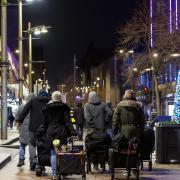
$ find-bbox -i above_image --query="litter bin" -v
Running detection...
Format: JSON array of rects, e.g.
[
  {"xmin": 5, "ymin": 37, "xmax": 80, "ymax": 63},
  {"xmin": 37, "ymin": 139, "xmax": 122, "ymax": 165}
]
[{"xmin": 155, "ymin": 124, "xmax": 180, "ymax": 163}]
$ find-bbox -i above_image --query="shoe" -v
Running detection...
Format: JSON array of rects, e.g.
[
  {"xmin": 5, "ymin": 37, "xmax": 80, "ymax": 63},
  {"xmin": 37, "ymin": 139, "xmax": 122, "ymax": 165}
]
[
  {"xmin": 30, "ymin": 162, "xmax": 36, "ymax": 171},
  {"xmin": 93, "ymin": 164, "xmax": 99, "ymax": 171},
  {"xmin": 42, "ymin": 166, "xmax": 46, "ymax": 172},
  {"xmin": 52, "ymin": 175, "xmax": 57, "ymax": 180},
  {"xmin": 17, "ymin": 159, "xmax": 25, "ymax": 167},
  {"xmin": 122, "ymin": 170, "xmax": 129, "ymax": 177},
  {"xmin": 132, "ymin": 169, "xmax": 136, "ymax": 175}
]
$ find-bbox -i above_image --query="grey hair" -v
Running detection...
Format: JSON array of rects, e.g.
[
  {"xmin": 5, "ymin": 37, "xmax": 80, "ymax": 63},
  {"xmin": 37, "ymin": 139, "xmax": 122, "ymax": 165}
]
[
  {"xmin": 124, "ymin": 89, "xmax": 135, "ymax": 99},
  {"xmin": 51, "ymin": 91, "xmax": 62, "ymax": 102}
]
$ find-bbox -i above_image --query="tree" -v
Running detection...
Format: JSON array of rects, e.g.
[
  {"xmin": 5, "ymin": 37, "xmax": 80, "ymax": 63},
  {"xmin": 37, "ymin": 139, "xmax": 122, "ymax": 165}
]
[
  {"xmin": 172, "ymin": 70, "xmax": 180, "ymax": 124},
  {"xmin": 117, "ymin": 0, "xmax": 180, "ymax": 115}
]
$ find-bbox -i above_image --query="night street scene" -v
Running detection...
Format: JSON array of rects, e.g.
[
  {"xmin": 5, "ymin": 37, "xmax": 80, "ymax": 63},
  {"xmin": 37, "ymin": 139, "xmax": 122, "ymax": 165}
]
[{"xmin": 0, "ymin": 0, "xmax": 180, "ymax": 180}]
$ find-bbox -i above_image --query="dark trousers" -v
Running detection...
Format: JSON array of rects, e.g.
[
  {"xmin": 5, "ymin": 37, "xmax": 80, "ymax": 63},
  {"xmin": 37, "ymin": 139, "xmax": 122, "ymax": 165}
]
[
  {"xmin": 76, "ymin": 125, "xmax": 83, "ymax": 140},
  {"xmin": 29, "ymin": 131, "xmax": 37, "ymax": 164}
]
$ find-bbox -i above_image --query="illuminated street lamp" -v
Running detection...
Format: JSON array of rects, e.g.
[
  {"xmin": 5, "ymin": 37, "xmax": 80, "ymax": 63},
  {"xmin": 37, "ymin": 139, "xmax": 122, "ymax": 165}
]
[
  {"xmin": 128, "ymin": 50, "xmax": 134, "ymax": 54},
  {"xmin": 27, "ymin": 22, "xmax": 50, "ymax": 92},
  {"xmin": 18, "ymin": 0, "xmax": 42, "ymax": 101},
  {"xmin": 119, "ymin": 49, "xmax": 124, "ymax": 54},
  {"xmin": 153, "ymin": 53, "xmax": 158, "ymax": 58},
  {"xmin": 15, "ymin": 49, "xmax": 19, "ymax": 54},
  {"xmin": 24, "ymin": 63, "xmax": 28, "ymax": 67}
]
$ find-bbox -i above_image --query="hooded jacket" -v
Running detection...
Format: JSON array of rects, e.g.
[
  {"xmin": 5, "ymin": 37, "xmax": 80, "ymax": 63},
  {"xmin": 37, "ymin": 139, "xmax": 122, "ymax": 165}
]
[
  {"xmin": 43, "ymin": 101, "xmax": 70, "ymax": 147},
  {"xmin": 84, "ymin": 93, "xmax": 112, "ymax": 131},
  {"xmin": 18, "ymin": 94, "xmax": 50, "ymax": 132},
  {"xmin": 112, "ymin": 98, "xmax": 145, "ymax": 140}
]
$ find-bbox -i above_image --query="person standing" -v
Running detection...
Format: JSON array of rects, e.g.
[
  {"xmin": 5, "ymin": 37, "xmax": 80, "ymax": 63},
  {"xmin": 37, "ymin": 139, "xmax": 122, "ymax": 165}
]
[
  {"xmin": 84, "ymin": 91, "xmax": 112, "ymax": 132},
  {"xmin": 42, "ymin": 91, "xmax": 70, "ymax": 180},
  {"xmin": 84, "ymin": 91, "xmax": 112, "ymax": 170},
  {"xmin": 9, "ymin": 109, "xmax": 15, "ymax": 129},
  {"xmin": 16, "ymin": 89, "xmax": 50, "ymax": 170},
  {"xmin": 15, "ymin": 93, "xmax": 35, "ymax": 167},
  {"xmin": 113, "ymin": 89, "xmax": 145, "ymax": 142},
  {"xmin": 74, "ymin": 102, "xmax": 85, "ymax": 140},
  {"xmin": 112, "ymin": 89, "xmax": 145, "ymax": 176}
]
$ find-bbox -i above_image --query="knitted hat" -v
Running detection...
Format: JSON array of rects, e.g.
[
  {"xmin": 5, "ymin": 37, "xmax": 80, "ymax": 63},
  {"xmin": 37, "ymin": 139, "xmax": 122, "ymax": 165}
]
[
  {"xmin": 38, "ymin": 89, "xmax": 48, "ymax": 97},
  {"xmin": 88, "ymin": 91, "xmax": 96, "ymax": 99}
]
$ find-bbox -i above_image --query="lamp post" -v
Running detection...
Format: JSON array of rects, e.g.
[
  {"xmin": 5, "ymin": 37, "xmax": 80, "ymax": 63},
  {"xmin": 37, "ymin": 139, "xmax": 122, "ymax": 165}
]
[
  {"xmin": 59, "ymin": 84, "xmax": 66, "ymax": 94},
  {"xmin": 18, "ymin": 0, "xmax": 42, "ymax": 100},
  {"xmin": 18, "ymin": 0, "xmax": 23, "ymax": 103},
  {"xmin": 42, "ymin": 69, "xmax": 46, "ymax": 86},
  {"xmin": 1, "ymin": 0, "xmax": 8, "ymax": 139},
  {"xmin": 28, "ymin": 22, "xmax": 32, "ymax": 92},
  {"xmin": 114, "ymin": 54, "xmax": 117, "ymax": 105},
  {"xmin": 27, "ymin": 23, "xmax": 49, "ymax": 92},
  {"xmin": 73, "ymin": 54, "xmax": 76, "ymax": 106}
]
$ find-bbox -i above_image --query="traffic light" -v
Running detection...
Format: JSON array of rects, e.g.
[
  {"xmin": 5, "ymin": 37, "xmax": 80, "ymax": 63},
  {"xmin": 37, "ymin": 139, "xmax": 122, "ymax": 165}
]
[{"xmin": 143, "ymin": 87, "xmax": 149, "ymax": 94}]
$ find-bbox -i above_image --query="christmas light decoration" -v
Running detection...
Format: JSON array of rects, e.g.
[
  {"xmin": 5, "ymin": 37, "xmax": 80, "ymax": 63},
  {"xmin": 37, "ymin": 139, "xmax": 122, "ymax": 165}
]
[{"xmin": 172, "ymin": 70, "xmax": 180, "ymax": 124}]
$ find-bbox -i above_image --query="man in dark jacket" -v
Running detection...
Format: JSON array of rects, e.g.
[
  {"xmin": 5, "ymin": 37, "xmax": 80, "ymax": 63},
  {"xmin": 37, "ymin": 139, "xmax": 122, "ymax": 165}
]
[
  {"xmin": 43, "ymin": 91, "xmax": 70, "ymax": 180},
  {"xmin": 74, "ymin": 102, "xmax": 85, "ymax": 140},
  {"xmin": 17, "ymin": 89, "xmax": 50, "ymax": 170},
  {"xmin": 113, "ymin": 89, "xmax": 145, "ymax": 141},
  {"xmin": 15, "ymin": 93, "xmax": 35, "ymax": 167}
]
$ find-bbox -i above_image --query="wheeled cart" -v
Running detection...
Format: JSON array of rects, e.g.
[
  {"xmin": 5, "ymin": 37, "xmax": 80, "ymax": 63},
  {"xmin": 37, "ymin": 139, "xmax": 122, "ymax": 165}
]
[
  {"xmin": 140, "ymin": 152, "xmax": 153, "ymax": 171},
  {"xmin": 56, "ymin": 150, "xmax": 86, "ymax": 180},
  {"xmin": 109, "ymin": 142, "xmax": 140, "ymax": 180}
]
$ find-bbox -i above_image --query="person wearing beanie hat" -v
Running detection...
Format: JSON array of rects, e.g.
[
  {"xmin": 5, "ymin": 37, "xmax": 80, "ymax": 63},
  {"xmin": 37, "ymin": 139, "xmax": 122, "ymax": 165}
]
[
  {"xmin": 84, "ymin": 91, "xmax": 112, "ymax": 170},
  {"xmin": 112, "ymin": 89, "xmax": 145, "ymax": 140},
  {"xmin": 38, "ymin": 89, "xmax": 49, "ymax": 97},
  {"xmin": 17, "ymin": 90, "xmax": 50, "ymax": 170},
  {"xmin": 42, "ymin": 90, "xmax": 70, "ymax": 179},
  {"xmin": 84, "ymin": 91, "xmax": 111, "ymax": 131}
]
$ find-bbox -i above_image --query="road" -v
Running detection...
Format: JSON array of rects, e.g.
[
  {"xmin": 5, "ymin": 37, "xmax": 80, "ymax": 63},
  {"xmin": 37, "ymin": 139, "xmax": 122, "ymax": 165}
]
[{"xmin": 0, "ymin": 146, "xmax": 180, "ymax": 180}]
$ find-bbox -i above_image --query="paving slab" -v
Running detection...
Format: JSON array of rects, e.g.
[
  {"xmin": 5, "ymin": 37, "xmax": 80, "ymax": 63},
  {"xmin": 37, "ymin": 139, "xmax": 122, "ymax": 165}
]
[{"xmin": 0, "ymin": 153, "xmax": 11, "ymax": 169}]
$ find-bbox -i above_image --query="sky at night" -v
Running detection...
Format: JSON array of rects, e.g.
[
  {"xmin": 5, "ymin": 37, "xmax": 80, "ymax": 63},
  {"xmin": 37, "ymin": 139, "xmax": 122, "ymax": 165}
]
[{"xmin": 8, "ymin": 0, "xmax": 136, "ymax": 89}]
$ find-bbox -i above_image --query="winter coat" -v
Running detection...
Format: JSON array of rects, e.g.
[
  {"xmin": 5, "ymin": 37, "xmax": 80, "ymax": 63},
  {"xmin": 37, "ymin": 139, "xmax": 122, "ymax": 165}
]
[
  {"xmin": 112, "ymin": 98, "xmax": 145, "ymax": 140},
  {"xmin": 15, "ymin": 104, "xmax": 30, "ymax": 144},
  {"xmin": 84, "ymin": 93, "xmax": 112, "ymax": 131},
  {"xmin": 18, "ymin": 96, "xmax": 50, "ymax": 132},
  {"xmin": 106, "ymin": 102, "xmax": 113, "ymax": 129},
  {"xmin": 74, "ymin": 106, "xmax": 85, "ymax": 126},
  {"xmin": 43, "ymin": 101, "xmax": 70, "ymax": 148}
]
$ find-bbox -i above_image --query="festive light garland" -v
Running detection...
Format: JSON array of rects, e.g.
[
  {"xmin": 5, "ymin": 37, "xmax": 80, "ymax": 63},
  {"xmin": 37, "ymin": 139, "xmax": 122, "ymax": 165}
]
[{"xmin": 172, "ymin": 70, "xmax": 180, "ymax": 124}]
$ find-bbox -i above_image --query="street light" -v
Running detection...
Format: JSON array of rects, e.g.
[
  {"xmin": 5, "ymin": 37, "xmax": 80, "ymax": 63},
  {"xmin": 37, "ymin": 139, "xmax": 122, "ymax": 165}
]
[
  {"xmin": 18, "ymin": 0, "xmax": 23, "ymax": 103},
  {"xmin": 27, "ymin": 22, "xmax": 50, "ymax": 92},
  {"xmin": 15, "ymin": 49, "xmax": 19, "ymax": 54},
  {"xmin": 1, "ymin": 0, "xmax": 8, "ymax": 139},
  {"xmin": 42, "ymin": 69, "xmax": 46, "ymax": 85},
  {"xmin": 18, "ymin": 0, "xmax": 42, "ymax": 101}
]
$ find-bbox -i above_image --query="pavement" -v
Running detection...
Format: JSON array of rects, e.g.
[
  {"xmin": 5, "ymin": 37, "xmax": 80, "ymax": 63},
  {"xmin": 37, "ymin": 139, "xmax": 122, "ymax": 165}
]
[
  {"xmin": 0, "ymin": 128, "xmax": 180, "ymax": 180},
  {"xmin": 0, "ymin": 127, "xmax": 19, "ymax": 169}
]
